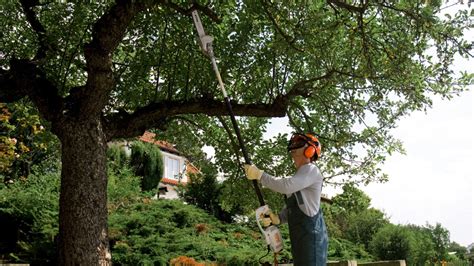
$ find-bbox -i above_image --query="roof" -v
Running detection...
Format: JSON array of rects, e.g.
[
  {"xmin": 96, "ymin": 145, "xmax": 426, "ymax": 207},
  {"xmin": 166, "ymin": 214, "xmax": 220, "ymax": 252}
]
[
  {"xmin": 139, "ymin": 131, "xmax": 180, "ymax": 155},
  {"xmin": 186, "ymin": 162, "xmax": 200, "ymax": 175},
  {"xmin": 161, "ymin": 177, "xmax": 181, "ymax": 185}
]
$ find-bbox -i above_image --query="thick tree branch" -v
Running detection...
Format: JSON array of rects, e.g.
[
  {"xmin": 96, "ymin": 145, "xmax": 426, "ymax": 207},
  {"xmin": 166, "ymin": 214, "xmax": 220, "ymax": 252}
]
[
  {"xmin": 286, "ymin": 70, "xmax": 335, "ymax": 99},
  {"xmin": 72, "ymin": 0, "xmax": 149, "ymax": 117},
  {"xmin": 103, "ymin": 70, "xmax": 337, "ymax": 140},
  {"xmin": 0, "ymin": 60, "xmax": 63, "ymax": 124},
  {"xmin": 104, "ymin": 97, "xmax": 288, "ymax": 140},
  {"xmin": 19, "ymin": 0, "xmax": 52, "ymax": 60},
  {"xmin": 73, "ymin": 0, "xmax": 221, "ymax": 118}
]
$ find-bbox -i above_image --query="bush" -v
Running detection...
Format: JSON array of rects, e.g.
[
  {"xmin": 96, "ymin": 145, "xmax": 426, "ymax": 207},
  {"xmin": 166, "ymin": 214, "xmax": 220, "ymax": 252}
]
[
  {"xmin": 0, "ymin": 172, "xmax": 60, "ymax": 264},
  {"xmin": 107, "ymin": 143, "xmax": 129, "ymax": 170},
  {"xmin": 370, "ymin": 224, "xmax": 412, "ymax": 261},
  {"xmin": 328, "ymin": 237, "xmax": 373, "ymax": 262},
  {"xmin": 108, "ymin": 199, "xmax": 280, "ymax": 265}
]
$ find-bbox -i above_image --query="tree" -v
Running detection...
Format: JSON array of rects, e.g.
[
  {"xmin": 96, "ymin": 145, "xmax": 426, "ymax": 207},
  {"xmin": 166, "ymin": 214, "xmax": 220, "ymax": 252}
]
[
  {"xmin": 370, "ymin": 224, "xmax": 413, "ymax": 262},
  {"xmin": 345, "ymin": 208, "xmax": 388, "ymax": 250},
  {"xmin": 448, "ymin": 241, "xmax": 468, "ymax": 261},
  {"xmin": 326, "ymin": 184, "xmax": 388, "ymax": 250},
  {"xmin": 1, "ymin": 1, "xmax": 471, "ymax": 264},
  {"xmin": 179, "ymin": 156, "xmax": 244, "ymax": 223},
  {"xmin": 405, "ymin": 224, "xmax": 437, "ymax": 265},
  {"xmin": 426, "ymin": 222, "xmax": 451, "ymax": 262},
  {"xmin": 129, "ymin": 141, "xmax": 164, "ymax": 192},
  {"xmin": 332, "ymin": 183, "xmax": 371, "ymax": 213}
]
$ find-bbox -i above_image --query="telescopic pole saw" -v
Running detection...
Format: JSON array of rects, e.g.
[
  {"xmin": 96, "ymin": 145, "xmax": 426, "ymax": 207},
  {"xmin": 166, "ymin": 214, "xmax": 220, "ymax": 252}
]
[
  {"xmin": 191, "ymin": 10, "xmax": 265, "ymax": 207},
  {"xmin": 191, "ymin": 10, "xmax": 283, "ymax": 255}
]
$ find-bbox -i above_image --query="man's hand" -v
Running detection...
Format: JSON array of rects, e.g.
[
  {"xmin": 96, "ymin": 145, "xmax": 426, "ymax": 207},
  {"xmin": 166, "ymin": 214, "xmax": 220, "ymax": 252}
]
[
  {"xmin": 269, "ymin": 212, "xmax": 280, "ymax": 225},
  {"xmin": 261, "ymin": 212, "xmax": 280, "ymax": 227},
  {"xmin": 244, "ymin": 164, "xmax": 263, "ymax": 180}
]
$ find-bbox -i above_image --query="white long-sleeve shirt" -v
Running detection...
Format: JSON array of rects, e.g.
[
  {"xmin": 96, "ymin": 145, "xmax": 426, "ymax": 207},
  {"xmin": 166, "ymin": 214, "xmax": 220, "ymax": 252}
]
[{"xmin": 260, "ymin": 163, "xmax": 323, "ymax": 219}]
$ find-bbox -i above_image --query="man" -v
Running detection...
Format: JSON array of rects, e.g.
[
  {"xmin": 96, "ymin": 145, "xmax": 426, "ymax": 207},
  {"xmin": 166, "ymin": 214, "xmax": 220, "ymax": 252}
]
[{"xmin": 244, "ymin": 133, "xmax": 328, "ymax": 265}]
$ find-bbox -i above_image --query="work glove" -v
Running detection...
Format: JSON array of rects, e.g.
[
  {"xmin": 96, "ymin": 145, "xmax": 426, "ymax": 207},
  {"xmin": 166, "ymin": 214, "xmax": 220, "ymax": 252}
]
[
  {"xmin": 243, "ymin": 164, "xmax": 264, "ymax": 180},
  {"xmin": 261, "ymin": 212, "xmax": 280, "ymax": 227}
]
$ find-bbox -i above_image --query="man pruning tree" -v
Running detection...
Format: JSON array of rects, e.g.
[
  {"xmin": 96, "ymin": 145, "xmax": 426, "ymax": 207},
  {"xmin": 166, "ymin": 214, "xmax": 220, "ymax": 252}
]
[
  {"xmin": 244, "ymin": 133, "xmax": 328, "ymax": 265},
  {"xmin": 2, "ymin": 1, "xmax": 470, "ymax": 264}
]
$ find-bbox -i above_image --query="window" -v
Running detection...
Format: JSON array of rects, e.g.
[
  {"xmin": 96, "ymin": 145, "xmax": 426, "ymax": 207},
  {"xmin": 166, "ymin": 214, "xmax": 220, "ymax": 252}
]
[{"xmin": 165, "ymin": 156, "xmax": 181, "ymax": 180}]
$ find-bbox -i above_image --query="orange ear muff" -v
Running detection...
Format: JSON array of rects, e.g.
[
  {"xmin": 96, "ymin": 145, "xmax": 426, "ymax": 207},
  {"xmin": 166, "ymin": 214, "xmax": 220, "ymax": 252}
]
[{"xmin": 304, "ymin": 144, "xmax": 316, "ymax": 159}]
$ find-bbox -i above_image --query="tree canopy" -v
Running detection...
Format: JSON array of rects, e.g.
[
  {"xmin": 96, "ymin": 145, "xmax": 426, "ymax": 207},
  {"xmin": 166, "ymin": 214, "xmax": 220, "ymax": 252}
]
[{"xmin": 0, "ymin": 0, "xmax": 472, "ymax": 264}]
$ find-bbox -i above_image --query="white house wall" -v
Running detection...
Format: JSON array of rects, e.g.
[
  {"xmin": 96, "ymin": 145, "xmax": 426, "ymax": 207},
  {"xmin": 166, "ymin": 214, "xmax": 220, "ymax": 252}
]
[{"xmin": 160, "ymin": 150, "xmax": 187, "ymax": 183}]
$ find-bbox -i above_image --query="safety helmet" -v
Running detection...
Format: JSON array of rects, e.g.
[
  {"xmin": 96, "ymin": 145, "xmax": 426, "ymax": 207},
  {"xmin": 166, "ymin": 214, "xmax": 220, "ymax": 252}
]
[{"xmin": 287, "ymin": 133, "xmax": 321, "ymax": 161}]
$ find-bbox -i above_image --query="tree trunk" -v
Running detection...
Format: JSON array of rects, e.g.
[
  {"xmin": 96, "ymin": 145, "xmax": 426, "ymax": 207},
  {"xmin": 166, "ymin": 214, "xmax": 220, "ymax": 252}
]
[{"xmin": 57, "ymin": 117, "xmax": 111, "ymax": 265}]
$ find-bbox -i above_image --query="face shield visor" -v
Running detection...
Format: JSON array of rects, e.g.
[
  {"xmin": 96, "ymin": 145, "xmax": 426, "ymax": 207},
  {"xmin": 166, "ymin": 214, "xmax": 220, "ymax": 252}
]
[{"xmin": 287, "ymin": 135, "xmax": 308, "ymax": 152}]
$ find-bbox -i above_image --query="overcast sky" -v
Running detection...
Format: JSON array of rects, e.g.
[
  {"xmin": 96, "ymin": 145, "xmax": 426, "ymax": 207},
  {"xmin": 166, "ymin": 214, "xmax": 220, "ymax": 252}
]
[{"xmin": 358, "ymin": 90, "xmax": 473, "ymax": 247}]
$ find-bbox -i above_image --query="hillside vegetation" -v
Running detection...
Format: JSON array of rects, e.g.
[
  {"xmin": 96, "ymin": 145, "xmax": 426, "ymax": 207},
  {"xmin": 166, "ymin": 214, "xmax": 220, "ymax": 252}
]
[{"xmin": 1, "ymin": 156, "xmax": 471, "ymax": 265}]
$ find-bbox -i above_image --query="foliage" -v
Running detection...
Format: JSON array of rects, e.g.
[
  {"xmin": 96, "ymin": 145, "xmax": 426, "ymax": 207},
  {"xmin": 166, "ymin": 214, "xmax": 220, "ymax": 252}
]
[
  {"xmin": 426, "ymin": 222, "xmax": 451, "ymax": 262},
  {"xmin": 1, "ymin": 1, "xmax": 472, "ymax": 261},
  {"xmin": 325, "ymin": 184, "xmax": 389, "ymax": 250},
  {"xmin": 107, "ymin": 165, "xmax": 143, "ymax": 212},
  {"xmin": 179, "ymin": 171, "xmax": 233, "ymax": 222},
  {"xmin": 0, "ymin": 172, "xmax": 60, "ymax": 264},
  {"xmin": 344, "ymin": 208, "xmax": 389, "ymax": 250},
  {"xmin": 0, "ymin": 104, "xmax": 15, "ymax": 174},
  {"xmin": 109, "ymin": 199, "xmax": 283, "ymax": 265},
  {"xmin": 129, "ymin": 141, "xmax": 164, "ymax": 192},
  {"xmin": 0, "ymin": 161, "xmax": 470, "ymax": 265},
  {"xmin": 370, "ymin": 222, "xmax": 455, "ymax": 265},
  {"xmin": 328, "ymin": 237, "xmax": 373, "ymax": 262},
  {"xmin": 370, "ymin": 224, "xmax": 413, "ymax": 262},
  {"xmin": 0, "ymin": 102, "xmax": 59, "ymax": 182},
  {"xmin": 332, "ymin": 184, "xmax": 372, "ymax": 213},
  {"xmin": 404, "ymin": 224, "xmax": 437, "ymax": 265},
  {"xmin": 448, "ymin": 242, "xmax": 468, "ymax": 261},
  {"xmin": 107, "ymin": 143, "xmax": 129, "ymax": 172}
]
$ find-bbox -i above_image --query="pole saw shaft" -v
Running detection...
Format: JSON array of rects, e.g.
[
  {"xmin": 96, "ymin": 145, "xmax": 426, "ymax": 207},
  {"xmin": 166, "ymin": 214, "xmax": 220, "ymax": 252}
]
[{"xmin": 192, "ymin": 10, "xmax": 265, "ymax": 206}]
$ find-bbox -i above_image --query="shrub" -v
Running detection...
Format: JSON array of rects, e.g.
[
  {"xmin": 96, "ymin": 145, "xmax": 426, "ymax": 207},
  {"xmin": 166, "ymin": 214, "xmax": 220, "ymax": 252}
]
[
  {"xmin": 107, "ymin": 143, "xmax": 129, "ymax": 170},
  {"xmin": 129, "ymin": 141, "xmax": 164, "ymax": 192},
  {"xmin": 109, "ymin": 199, "xmax": 281, "ymax": 265},
  {"xmin": 0, "ymin": 172, "xmax": 60, "ymax": 264}
]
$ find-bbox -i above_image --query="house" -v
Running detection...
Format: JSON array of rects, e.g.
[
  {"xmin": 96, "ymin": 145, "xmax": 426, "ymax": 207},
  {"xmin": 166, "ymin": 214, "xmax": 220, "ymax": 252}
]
[{"xmin": 138, "ymin": 131, "xmax": 199, "ymax": 199}]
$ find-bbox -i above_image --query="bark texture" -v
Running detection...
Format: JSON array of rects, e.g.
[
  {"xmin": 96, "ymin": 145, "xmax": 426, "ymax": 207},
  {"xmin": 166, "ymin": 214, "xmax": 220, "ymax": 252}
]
[{"xmin": 57, "ymin": 118, "xmax": 110, "ymax": 266}]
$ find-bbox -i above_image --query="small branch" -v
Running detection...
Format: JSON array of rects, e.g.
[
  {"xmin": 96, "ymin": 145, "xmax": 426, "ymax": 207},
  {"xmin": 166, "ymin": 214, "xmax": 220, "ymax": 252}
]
[
  {"xmin": 217, "ymin": 116, "xmax": 244, "ymax": 167},
  {"xmin": 163, "ymin": 2, "xmax": 222, "ymax": 23},
  {"xmin": 294, "ymin": 104, "xmax": 314, "ymax": 132},
  {"xmin": 19, "ymin": 0, "xmax": 53, "ymax": 59},
  {"xmin": 286, "ymin": 70, "xmax": 335, "ymax": 99},
  {"xmin": 287, "ymin": 107, "xmax": 304, "ymax": 133},
  {"xmin": 377, "ymin": 2, "xmax": 421, "ymax": 21},
  {"xmin": 261, "ymin": 0, "xmax": 304, "ymax": 53},
  {"xmin": 326, "ymin": 0, "xmax": 366, "ymax": 13}
]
